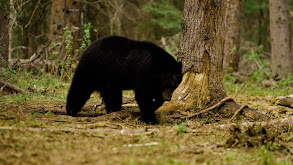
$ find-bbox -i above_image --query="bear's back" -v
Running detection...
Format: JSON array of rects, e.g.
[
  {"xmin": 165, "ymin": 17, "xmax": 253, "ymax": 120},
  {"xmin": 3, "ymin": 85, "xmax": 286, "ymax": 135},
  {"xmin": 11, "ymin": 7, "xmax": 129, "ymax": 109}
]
[{"xmin": 78, "ymin": 36, "xmax": 178, "ymax": 76}]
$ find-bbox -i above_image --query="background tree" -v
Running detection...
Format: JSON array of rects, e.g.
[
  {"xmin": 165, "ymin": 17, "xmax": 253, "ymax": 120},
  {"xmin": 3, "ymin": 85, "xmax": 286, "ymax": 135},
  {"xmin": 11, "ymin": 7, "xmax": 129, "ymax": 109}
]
[
  {"xmin": 223, "ymin": 0, "xmax": 242, "ymax": 74},
  {"xmin": 241, "ymin": 0, "xmax": 270, "ymax": 51},
  {"xmin": 8, "ymin": 0, "xmax": 51, "ymax": 60},
  {"xmin": 157, "ymin": 0, "xmax": 257, "ymax": 119},
  {"xmin": 0, "ymin": 0, "xmax": 10, "ymax": 67},
  {"xmin": 269, "ymin": 0, "xmax": 292, "ymax": 79}
]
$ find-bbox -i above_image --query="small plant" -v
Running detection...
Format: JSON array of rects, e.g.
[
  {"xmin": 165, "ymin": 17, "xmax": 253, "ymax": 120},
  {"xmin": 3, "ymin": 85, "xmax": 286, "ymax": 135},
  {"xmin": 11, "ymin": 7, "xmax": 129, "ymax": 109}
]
[
  {"xmin": 0, "ymin": 58, "xmax": 18, "ymax": 82},
  {"xmin": 59, "ymin": 26, "xmax": 74, "ymax": 81},
  {"xmin": 58, "ymin": 117, "xmax": 65, "ymax": 122},
  {"xmin": 243, "ymin": 46, "xmax": 271, "ymax": 83},
  {"xmin": 77, "ymin": 22, "xmax": 97, "ymax": 52},
  {"xmin": 274, "ymin": 73, "xmax": 293, "ymax": 89},
  {"xmin": 32, "ymin": 112, "xmax": 41, "ymax": 117},
  {"xmin": 45, "ymin": 111, "xmax": 53, "ymax": 116},
  {"xmin": 255, "ymin": 145, "xmax": 275, "ymax": 165},
  {"xmin": 64, "ymin": 26, "xmax": 73, "ymax": 54},
  {"xmin": 173, "ymin": 124, "xmax": 186, "ymax": 136},
  {"xmin": 224, "ymin": 72, "xmax": 236, "ymax": 83}
]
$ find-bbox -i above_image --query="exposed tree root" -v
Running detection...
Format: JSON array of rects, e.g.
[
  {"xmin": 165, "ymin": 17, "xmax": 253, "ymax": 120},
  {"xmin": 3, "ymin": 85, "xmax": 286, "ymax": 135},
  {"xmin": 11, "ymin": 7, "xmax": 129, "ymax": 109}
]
[
  {"xmin": 180, "ymin": 97, "xmax": 233, "ymax": 119},
  {"xmin": 154, "ymin": 70, "xmax": 267, "ymax": 122},
  {"xmin": 157, "ymin": 95, "xmax": 267, "ymax": 123}
]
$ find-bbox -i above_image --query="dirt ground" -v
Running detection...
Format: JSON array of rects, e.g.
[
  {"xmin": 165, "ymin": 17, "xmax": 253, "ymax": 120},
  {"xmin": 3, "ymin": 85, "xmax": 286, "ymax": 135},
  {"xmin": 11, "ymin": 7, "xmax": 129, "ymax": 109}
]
[{"xmin": 0, "ymin": 93, "xmax": 293, "ymax": 165}]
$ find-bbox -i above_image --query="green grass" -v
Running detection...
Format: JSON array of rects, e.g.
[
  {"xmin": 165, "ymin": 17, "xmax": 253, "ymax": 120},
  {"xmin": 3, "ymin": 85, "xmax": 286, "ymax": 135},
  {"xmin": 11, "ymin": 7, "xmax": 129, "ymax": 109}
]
[{"xmin": 224, "ymin": 78, "xmax": 293, "ymax": 97}]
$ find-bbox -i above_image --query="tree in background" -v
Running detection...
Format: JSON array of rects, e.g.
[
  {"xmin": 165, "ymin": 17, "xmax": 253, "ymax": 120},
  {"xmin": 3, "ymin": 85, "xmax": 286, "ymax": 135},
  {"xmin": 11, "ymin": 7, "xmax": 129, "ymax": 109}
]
[
  {"xmin": 0, "ymin": 0, "xmax": 9, "ymax": 67},
  {"xmin": 223, "ymin": 0, "xmax": 242, "ymax": 74},
  {"xmin": 8, "ymin": 0, "xmax": 51, "ymax": 60},
  {"xmin": 269, "ymin": 0, "xmax": 292, "ymax": 79},
  {"xmin": 156, "ymin": 0, "xmax": 258, "ymax": 119},
  {"xmin": 241, "ymin": 0, "xmax": 270, "ymax": 51},
  {"xmin": 143, "ymin": 0, "xmax": 182, "ymax": 35}
]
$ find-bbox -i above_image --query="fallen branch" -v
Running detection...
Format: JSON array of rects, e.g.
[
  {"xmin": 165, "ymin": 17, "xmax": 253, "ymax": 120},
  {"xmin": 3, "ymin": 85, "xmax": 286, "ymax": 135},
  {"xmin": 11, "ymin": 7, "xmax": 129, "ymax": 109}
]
[
  {"xmin": 0, "ymin": 126, "xmax": 93, "ymax": 134},
  {"xmin": 0, "ymin": 126, "xmax": 159, "ymax": 135},
  {"xmin": 0, "ymin": 78, "xmax": 27, "ymax": 93},
  {"xmin": 180, "ymin": 97, "xmax": 233, "ymax": 119}
]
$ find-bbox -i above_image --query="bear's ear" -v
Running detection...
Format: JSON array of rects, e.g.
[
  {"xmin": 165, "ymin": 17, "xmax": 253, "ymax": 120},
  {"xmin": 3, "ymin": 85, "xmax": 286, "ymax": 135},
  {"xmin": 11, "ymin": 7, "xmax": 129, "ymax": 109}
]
[{"xmin": 177, "ymin": 61, "xmax": 182, "ymax": 69}]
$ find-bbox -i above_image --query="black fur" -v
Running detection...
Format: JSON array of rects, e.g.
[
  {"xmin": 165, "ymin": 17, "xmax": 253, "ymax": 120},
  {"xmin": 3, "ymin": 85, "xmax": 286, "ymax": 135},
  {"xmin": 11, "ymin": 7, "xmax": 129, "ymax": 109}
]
[{"xmin": 66, "ymin": 36, "xmax": 182, "ymax": 124}]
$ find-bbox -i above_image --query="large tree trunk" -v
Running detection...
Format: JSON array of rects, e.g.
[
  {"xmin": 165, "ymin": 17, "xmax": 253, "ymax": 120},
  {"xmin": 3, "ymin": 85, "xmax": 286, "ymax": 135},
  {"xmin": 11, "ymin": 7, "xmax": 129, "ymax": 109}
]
[
  {"xmin": 156, "ymin": 0, "xmax": 226, "ymax": 113},
  {"xmin": 223, "ymin": 0, "xmax": 242, "ymax": 74},
  {"xmin": 156, "ymin": 0, "xmax": 261, "ymax": 121},
  {"xmin": 269, "ymin": 0, "xmax": 292, "ymax": 79},
  {"xmin": 0, "ymin": 3, "xmax": 9, "ymax": 67},
  {"xmin": 157, "ymin": 0, "xmax": 227, "ymax": 113}
]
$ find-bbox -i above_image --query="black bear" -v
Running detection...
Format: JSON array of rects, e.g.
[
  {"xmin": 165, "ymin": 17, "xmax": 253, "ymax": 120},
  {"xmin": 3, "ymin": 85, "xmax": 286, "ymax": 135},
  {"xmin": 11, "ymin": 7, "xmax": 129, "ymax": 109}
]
[{"xmin": 66, "ymin": 36, "xmax": 182, "ymax": 124}]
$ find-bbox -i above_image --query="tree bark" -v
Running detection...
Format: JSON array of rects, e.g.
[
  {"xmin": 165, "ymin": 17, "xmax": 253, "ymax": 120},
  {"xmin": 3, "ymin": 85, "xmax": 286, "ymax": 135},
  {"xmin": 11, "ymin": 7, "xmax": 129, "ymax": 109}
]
[
  {"xmin": 156, "ymin": 0, "xmax": 226, "ymax": 113},
  {"xmin": 156, "ymin": 0, "xmax": 263, "ymax": 121},
  {"xmin": 0, "ymin": 3, "xmax": 9, "ymax": 67},
  {"xmin": 223, "ymin": 0, "xmax": 242, "ymax": 74},
  {"xmin": 269, "ymin": 0, "xmax": 292, "ymax": 79}
]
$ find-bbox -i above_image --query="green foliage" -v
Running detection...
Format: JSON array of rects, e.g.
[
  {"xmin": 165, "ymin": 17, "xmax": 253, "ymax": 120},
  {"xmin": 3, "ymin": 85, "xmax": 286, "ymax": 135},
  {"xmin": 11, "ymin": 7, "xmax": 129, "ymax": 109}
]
[
  {"xmin": 48, "ymin": 23, "xmax": 97, "ymax": 81},
  {"xmin": 224, "ymin": 75, "xmax": 293, "ymax": 97},
  {"xmin": 0, "ymin": 0, "xmax": 10, "ymax": 12},
  {"xmin": 0, "ymin": 70, "xmax": 68, "ymax": 108},
  {"xmin": 255, "ymin": 146, "xmax": 275, "ymax": 165},
  {"xmin": 243, "ymin": 0, "xmax": 269, "ymax": 15},
  {"xmin": 243, "ymin": 46, "xmax": 271, "ymax": 83},
  {"xmin": 143, "ymin": 0, "xmax": 182, "ymax": 33},
  {"xmin": 59, "ymin": 26, "xmax": 74, "ymax": 81},
  {"xmin": 1, "ymin": 59, "xmax": 18, "ymax": 82},
  {"xmin": 173, "ymin": 124, "xmax": 186, "ymax": 136},
  {"xmin": 64, "ymin": 26, "xmax": 73, "ymax": 54},
  {"xmin": 76, "ymin": 22, "xmax": 98, "ymax": 53},
  {"xmin": 45, "ymin": 111, "xmax": 53, "ymax": 116},
  {"xmin": 273, "ymin": 74, "xmax": 293, "ymax": 89},
  {"xmin": 224, "ymin": 73, "xmax": 236, "ymax": 83}
]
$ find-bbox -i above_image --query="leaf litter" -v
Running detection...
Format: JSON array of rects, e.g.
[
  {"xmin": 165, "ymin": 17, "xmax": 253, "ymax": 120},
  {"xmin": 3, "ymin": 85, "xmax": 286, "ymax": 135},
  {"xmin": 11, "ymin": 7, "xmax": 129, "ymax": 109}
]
[{"xmin": 0, "ymin": 95, "xmax": 293, "ymax": 164}]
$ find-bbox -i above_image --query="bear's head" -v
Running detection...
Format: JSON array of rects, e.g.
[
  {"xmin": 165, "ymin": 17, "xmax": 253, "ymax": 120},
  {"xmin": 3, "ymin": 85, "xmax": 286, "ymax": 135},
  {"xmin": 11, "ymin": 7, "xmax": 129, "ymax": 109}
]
[{"xmin": 162, "ymin": 61, "xmax": 182, "ymax": 100}]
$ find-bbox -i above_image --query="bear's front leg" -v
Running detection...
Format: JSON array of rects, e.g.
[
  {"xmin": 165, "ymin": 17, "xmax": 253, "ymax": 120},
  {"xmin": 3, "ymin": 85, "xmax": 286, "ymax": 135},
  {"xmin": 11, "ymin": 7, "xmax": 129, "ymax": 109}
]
[
  {"xmin": 153, "ymin": 93, "xmax": 164, "ymax": 110},
  {"xmin": 66, "ymin": 85, "xmax": 94, "ymax": 116},
  {"xmin": 135, "ymin": 90, "xmax": 158, "ymax": 124}
]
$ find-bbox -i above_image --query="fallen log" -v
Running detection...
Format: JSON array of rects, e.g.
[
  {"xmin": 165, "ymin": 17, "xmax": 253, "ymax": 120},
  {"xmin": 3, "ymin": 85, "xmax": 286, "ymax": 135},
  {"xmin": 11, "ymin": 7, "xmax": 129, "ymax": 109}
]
[{"xmin": 0, "ymin": 78, "xmax": 27, "ymax": 93}]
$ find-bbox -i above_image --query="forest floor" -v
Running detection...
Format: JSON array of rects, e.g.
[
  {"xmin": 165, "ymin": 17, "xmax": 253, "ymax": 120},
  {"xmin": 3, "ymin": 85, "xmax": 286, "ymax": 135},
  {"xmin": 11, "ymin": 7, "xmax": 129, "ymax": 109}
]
[{"xmin": 0, "ymin": 79, "xmax": 293, "ymax": 164}]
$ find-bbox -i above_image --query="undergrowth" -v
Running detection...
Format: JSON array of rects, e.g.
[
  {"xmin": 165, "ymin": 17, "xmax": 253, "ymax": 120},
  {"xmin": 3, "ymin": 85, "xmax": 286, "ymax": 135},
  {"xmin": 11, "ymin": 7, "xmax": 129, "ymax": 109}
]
[
  {"xmin": 1, "ymin": 67, "xmax": 292, "ymax": 108},
  {"xmin": 224, "ymin": 45, "xmax": 293, "ymax": 97}
]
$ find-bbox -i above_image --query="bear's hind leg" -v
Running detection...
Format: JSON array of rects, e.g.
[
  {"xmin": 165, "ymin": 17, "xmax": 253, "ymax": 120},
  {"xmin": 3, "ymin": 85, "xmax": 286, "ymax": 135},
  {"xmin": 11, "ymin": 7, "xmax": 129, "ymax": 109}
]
[{"xmin": 101, "ymin": 88, "xmax": 122, "ymax": 113}]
